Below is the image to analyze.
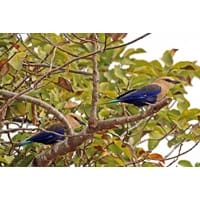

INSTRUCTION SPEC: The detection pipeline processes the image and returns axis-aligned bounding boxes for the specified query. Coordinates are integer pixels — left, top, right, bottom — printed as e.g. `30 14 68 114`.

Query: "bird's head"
65 113 86 129
154 76 180 89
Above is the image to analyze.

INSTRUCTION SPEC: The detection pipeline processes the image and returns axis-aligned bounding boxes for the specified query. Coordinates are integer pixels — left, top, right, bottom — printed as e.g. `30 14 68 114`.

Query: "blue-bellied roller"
108 77 180 107
19 113 85 146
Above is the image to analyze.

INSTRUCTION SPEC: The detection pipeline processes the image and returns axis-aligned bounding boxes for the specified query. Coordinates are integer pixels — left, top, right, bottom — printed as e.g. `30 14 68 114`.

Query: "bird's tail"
99 99 120 105
18 140 32 146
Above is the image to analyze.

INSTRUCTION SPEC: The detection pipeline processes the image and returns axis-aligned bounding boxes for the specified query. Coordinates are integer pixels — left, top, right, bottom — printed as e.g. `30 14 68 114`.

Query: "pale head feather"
65 113 85 129
153 76 180 89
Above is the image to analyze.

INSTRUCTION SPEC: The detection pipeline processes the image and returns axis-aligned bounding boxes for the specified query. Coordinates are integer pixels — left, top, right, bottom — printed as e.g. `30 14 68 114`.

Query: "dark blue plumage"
110 84 161 107
105 76 180 107
19 124 65 146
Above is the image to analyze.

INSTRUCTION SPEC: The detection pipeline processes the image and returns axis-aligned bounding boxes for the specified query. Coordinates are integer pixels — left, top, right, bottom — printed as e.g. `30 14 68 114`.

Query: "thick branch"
31 134 90 166
33 98 171 166
87 98 171 133
0 89 73 135
89 34 99 127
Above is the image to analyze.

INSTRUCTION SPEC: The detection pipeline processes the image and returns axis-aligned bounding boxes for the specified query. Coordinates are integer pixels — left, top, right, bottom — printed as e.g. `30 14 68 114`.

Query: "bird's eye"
163 78 180 84
164 78 173 82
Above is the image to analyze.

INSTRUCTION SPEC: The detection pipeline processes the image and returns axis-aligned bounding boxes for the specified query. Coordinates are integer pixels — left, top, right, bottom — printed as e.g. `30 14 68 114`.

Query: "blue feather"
19 140 33 146
114 84 161 107
19 124 65 146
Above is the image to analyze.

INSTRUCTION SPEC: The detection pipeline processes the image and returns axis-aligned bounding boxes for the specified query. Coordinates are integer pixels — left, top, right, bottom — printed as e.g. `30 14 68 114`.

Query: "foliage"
0 33 199 167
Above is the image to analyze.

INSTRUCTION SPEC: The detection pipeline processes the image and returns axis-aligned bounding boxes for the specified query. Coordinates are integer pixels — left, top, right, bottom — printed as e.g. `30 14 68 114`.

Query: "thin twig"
166 143 183 167
165 142 199 161
105 33 151 51
0 89 73 134
41 34 78 57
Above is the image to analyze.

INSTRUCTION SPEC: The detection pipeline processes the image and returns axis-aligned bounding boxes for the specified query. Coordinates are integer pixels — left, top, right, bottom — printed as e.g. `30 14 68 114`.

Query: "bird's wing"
29 131 54 142
28 125 65 143
117 84 161 102
46 124 64 134
117 88 137 99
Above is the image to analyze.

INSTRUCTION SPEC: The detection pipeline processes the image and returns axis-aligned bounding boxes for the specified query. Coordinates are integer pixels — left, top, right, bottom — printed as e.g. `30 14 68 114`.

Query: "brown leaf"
170 48 178 56
64 101 79 109
135 148 146 157
177 75 192 85
101 133 112 141
106 33 127 41
94 145 105 152
10 42 20 50
0 60 9 76
58 77 74 92
148 153 165 164
181 65 196 70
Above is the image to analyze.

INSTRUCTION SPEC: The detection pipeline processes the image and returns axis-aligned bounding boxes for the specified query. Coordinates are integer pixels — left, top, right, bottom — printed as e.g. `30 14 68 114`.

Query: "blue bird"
107 77 180 107
19 113 85 146
19 124 65 146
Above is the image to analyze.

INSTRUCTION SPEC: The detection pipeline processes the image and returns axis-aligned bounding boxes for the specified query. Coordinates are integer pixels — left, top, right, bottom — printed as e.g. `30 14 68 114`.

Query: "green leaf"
173 61 197 70
178 160 193 167
161 50 173 66
150 60 164 73
195 162 200 167
18 154 35 166
176 96 190 112
181 109 200 121
114 65 128 85
98 108 112 119
129 75 150 88
4 155 15 165
108 142 122 154
168 137 183 147
0 156 7 164
148 139 159 151
148 128 164 151
12 101 27 115
9 52 26 70
99 82 117 98
142 162 160 167
123 48 146 58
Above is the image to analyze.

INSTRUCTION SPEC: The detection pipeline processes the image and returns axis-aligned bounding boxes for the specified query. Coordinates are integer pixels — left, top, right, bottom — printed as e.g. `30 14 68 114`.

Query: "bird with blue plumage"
18 113 85 146
106 77 180 107
19 123 65 146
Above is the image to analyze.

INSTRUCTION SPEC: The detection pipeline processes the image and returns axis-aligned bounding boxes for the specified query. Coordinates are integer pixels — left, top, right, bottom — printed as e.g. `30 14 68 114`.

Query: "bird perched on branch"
107 77 180 107
19 113 85 146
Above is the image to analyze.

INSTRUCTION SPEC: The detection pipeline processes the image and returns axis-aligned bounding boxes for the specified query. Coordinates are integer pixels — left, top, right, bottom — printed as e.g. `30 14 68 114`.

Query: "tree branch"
89 34 99 128
40 34 78 57
32 98 171 166
165 142 199 162
22 33 151 73
0 89 73 135
105 33 151 51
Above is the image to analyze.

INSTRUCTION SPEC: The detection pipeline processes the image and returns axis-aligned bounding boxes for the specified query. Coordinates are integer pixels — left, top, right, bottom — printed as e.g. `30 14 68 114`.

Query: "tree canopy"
0 33 200 167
